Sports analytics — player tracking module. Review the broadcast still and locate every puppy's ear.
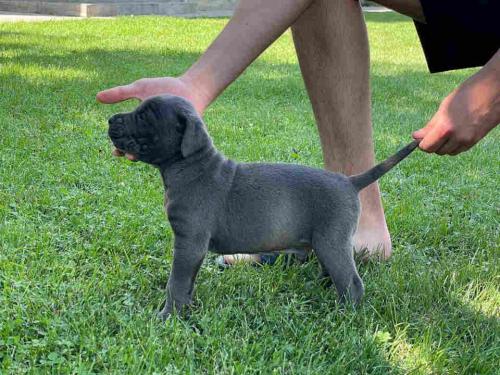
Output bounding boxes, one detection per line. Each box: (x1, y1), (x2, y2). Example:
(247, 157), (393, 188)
(180, 112), (210, 158)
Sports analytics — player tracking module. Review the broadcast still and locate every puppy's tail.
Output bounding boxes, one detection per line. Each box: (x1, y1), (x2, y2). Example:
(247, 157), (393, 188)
(349, 140), (420, 191)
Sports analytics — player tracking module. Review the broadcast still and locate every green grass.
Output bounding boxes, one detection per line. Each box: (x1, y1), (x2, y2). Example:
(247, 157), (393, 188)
(1, 13), (498, 374)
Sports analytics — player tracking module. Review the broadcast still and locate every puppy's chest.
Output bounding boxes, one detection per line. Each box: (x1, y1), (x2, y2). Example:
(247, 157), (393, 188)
(163, 183), (228, 232)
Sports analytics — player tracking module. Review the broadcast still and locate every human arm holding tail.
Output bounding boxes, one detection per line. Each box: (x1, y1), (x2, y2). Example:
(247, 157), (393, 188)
(413, 49), (500, 155)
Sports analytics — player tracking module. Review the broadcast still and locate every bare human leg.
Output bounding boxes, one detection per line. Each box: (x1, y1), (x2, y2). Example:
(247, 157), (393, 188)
(292, 0), (392, 258)
(291, 0), (425, 259)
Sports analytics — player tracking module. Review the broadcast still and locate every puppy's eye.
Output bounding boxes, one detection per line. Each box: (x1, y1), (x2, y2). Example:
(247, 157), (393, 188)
(176, 113), (187, 133)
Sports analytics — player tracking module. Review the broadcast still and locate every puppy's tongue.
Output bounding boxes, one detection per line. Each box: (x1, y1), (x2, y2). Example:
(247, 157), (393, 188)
(112, 148), (138, 161)
(126, 153), (138, 161)
(112, 148), (125, 157)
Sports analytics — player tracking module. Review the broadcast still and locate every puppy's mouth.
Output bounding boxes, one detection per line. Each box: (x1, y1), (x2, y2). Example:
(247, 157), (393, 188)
(108, 115), (141, 156)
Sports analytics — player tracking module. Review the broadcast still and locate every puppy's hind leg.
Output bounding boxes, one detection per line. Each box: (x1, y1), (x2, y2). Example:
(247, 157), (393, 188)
(312, 228), (364, 305)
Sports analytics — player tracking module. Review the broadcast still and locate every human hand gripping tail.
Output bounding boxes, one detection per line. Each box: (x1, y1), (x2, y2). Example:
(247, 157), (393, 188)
(413, 49), (500, 156)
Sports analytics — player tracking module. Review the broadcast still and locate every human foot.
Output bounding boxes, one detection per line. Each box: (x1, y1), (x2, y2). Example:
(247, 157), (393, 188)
(217, 254), (276, 268)
(353, 223), (392, 260)
(350, 182), (393, 260)
(217, 248), (311, 268)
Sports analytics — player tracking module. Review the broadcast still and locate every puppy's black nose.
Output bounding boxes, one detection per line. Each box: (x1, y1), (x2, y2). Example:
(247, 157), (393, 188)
(108, 115), (126, 140)
(108, 114), (124, 126)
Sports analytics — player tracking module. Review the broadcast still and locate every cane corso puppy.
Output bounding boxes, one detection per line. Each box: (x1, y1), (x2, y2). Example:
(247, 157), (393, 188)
(108, 95), (419, 320)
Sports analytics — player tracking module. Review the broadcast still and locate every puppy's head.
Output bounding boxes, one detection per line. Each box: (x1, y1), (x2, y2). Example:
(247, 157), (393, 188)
(108, 95), (210, 166)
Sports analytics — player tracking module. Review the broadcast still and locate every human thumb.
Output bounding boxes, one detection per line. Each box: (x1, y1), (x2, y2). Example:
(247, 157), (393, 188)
(412, 122), (433, 140)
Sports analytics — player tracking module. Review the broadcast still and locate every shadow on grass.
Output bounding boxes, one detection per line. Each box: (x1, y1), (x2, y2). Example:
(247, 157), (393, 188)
(0, 36), (470, 135)
(355, 254), (498, 372)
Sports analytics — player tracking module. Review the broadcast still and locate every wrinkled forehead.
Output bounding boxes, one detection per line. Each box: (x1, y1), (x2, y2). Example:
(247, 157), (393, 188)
(137, 96), (179, 117)
(130, 97), (185, 134)
(136, 97), (162, 113)
(140, 94), (178, 109)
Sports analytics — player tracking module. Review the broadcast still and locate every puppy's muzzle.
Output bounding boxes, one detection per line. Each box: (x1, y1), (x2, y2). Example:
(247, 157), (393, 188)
(108, 114), (125, 134)
(108, 114), (139, 154)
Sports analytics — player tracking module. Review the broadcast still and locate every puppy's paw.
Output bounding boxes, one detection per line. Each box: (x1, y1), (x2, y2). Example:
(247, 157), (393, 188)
(157, 300), (173, 322)
(337, 275), (364, 306)
(157, 308), (171, 322)
(318, 272), (333, 288)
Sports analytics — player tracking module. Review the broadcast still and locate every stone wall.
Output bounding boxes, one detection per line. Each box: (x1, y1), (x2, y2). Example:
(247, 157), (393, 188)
(0, 0), (239, 17)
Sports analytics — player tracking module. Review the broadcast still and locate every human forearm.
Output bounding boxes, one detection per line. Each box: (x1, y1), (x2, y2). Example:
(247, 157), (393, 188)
(182, 0), (314, 106)
(469, 49), (500, 127)
(413, 49), (500, 155)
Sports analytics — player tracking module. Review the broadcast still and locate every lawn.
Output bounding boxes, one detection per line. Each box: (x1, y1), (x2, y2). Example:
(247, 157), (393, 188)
(1, 13), (498, 374)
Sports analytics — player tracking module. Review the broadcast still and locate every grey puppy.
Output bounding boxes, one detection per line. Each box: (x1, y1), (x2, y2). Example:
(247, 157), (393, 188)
(108, 95), (419, 320)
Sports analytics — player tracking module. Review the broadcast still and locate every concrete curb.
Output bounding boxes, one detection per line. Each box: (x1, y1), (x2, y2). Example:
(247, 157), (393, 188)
(0, 1), (238, 17)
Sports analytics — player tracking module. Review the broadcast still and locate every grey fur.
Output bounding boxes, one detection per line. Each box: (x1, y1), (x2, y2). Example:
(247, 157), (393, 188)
(108, 95), (418, 320)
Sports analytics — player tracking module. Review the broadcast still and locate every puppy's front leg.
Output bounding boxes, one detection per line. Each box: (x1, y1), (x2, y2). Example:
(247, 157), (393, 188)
(158, 235), (209, 321)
